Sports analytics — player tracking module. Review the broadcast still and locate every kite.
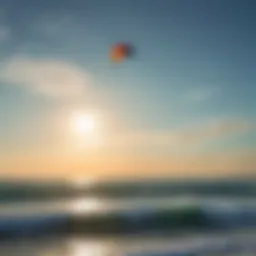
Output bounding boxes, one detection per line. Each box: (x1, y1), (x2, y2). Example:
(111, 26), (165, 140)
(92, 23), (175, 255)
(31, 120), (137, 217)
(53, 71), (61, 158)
(109, 42), (134, 63)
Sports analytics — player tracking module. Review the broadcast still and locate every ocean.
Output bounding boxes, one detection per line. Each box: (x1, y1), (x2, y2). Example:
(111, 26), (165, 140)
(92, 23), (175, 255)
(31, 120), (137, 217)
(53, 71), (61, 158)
(0, 178), (255, 255)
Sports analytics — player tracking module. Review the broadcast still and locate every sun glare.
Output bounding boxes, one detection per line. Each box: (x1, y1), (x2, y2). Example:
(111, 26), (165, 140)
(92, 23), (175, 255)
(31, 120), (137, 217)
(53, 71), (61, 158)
(68, 110), (103, 149)
(72, 113), (95, 134)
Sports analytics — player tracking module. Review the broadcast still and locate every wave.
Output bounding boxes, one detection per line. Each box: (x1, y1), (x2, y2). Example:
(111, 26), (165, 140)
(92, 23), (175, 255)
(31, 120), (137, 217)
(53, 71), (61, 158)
(1, 201), (256, 238)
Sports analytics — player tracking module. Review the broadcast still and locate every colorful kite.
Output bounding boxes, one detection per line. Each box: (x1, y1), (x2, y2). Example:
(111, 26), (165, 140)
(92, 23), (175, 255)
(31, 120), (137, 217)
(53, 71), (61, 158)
(110, 42), (134, 63)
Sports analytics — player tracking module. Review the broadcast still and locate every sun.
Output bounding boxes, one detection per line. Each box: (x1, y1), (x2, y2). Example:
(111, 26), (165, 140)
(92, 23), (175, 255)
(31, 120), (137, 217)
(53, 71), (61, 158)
(68, 110), (103, 149)
(72, 112), (95, 135)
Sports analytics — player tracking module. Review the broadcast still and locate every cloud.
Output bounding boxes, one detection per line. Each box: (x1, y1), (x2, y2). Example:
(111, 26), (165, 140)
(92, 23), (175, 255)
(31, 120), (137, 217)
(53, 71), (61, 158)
(0, 56), (91, 100)
(0, 119), (254, 179)
(103, 119), (254, 149)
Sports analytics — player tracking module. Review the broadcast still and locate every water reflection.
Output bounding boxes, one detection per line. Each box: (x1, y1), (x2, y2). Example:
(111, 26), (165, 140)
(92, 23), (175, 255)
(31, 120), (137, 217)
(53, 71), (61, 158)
(66, 239), (116, 256)
(1, 196), (256, 256)
(66, 196), (198, 216)
(1, 231), (256, 256)
(3, 196), (255, 218)
(68, 197), (106, 215)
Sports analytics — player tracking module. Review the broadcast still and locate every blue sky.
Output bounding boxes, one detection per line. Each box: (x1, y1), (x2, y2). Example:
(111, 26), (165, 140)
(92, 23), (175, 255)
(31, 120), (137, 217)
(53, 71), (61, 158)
(0, 0), (255, 179)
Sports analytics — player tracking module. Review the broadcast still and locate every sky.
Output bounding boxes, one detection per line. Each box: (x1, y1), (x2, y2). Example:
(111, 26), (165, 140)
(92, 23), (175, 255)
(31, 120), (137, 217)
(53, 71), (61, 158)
(0, 0), (255, 180)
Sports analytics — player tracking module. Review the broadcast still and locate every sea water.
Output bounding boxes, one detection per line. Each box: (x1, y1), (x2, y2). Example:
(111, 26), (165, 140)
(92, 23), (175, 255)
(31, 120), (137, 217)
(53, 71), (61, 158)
(0, 179), (255, 256)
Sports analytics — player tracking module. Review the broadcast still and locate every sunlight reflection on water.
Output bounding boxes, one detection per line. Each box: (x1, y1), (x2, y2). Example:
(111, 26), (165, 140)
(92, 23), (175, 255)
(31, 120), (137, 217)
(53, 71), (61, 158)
(66, 239), (116, 256)
(65, 195), (199, 216)
(4, 232), (255, 256)
(68, 197), (106, 215)
(1, 230), (256, 256)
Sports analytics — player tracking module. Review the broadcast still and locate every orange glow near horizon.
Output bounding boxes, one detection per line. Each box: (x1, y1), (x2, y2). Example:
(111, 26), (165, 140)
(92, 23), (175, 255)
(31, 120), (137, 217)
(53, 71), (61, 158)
(0, 148), (255, 180)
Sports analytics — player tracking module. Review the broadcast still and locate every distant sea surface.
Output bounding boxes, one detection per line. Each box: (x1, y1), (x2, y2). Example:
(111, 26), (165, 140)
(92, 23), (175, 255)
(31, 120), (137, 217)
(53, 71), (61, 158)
(0, 178), (255, 255)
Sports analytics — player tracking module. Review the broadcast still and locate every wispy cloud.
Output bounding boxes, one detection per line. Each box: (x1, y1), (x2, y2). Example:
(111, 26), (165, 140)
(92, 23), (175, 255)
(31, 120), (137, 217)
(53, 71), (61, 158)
(0, 56), (92, 100)
(0, 118), (254, 179)
(103, 119), (254, 149)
